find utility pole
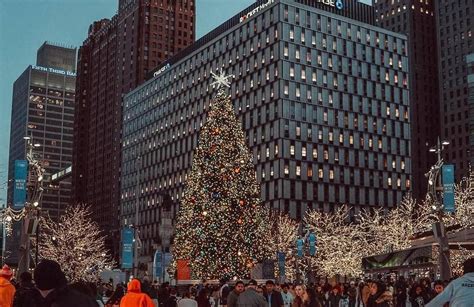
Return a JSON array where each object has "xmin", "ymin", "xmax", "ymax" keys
[{"xmin": 426, "ymin": 137, "xmax": 452, "ymax": 281}]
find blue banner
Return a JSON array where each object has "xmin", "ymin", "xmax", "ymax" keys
[
  {"xmin": 297, "ymin": 239, "xmax": 304, "ymax": 257},
  {"xmin": 13, "ymin": 160, "xmax": 28, "ymax": 208},
  {"xmin": 154, "ymin": 251, "xmax": 163, "ymax": 278},
  {"xmin": 442, "ymin": 165, "xmax": 455, "ymax": 213},
  {"xmin": 308, "ymin": 232, "xmax": 317, "ymax": 256},
  {"xmin": 277, "ymin": 252, "xmax": 286, "ymax": 277},
  {"xmin": 121, "ymin": 227, "xmax": 134, "ymax": 269}
]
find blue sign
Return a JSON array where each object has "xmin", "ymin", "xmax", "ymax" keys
[
  {"xmin": 297, "ymin": 239, "xmax": 304, "ymax": 257},
  {"xmin": 442, "ymin": 165, "xmax": 455, "ymax": 213},
  {"xmin": 13, "ymin": 160, "xmax": 28, "ymax": 208},
  {"xmin": 154, "ymin": 251, "xmax": 163, "ymax": 278},
  {"xmin": 121, "ymin": 227, "xmax": 134, "ymax": 269},
  {"xmin": 277, "ymin": 252, "xmax": 286, "ymax": 277},
  {"xmin": 308, "ymin": 233, "xmax": 317, "ymax": 256}
]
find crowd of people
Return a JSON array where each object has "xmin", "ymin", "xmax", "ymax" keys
[{"xmin": 0, "ymin": 257, "xmax": 473, "ymax": 307}]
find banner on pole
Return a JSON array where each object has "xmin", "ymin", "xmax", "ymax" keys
[
  {"xmin": 277, "ymin": 252, "xmax": 286, "ymax": 277},
  {"xmin": 442, "ymin": 164, "xmax": 455, "ymax": 213},
  {"xmin": 297, "ymin": 239, "xmax": 304, "ymax": 257},
  {"xmin": 308, "ymin": 232, "xmax": 316, "ymax": 256},
  {"xmin": 154, "ymin": 251, "xmax": 163, "ymax": 279},
  {"xmin": 13, "ymin": 160, "xmax": 28, "ymax": 208},
  {"xmin": 121, "ymin": 227, "xmax": 134, "ymax": 269}
]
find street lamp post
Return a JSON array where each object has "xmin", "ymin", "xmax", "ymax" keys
[
  {"xmin": 133, "ymin": 155, "xmax": 142, "ymax": 278},
  {"xmin": 426, "ymin": 137, "xmax": 452, "ymax": 281},
  {"xmin": 295, "ymin": 223, "xmax": 317, "ymax": 284},
  {"xmin": 17, "ymin": 136, "xmax": 44, "ymax": 274}
]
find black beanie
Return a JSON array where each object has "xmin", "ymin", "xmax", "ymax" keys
[{"xmin": 34, "ymin": 259, "xmax": 67, "ymax": 290}]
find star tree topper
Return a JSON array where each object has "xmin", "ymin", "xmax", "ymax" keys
[{"xmin": 210, "ymin": 69, "xmax": 234, "ymax": 89}]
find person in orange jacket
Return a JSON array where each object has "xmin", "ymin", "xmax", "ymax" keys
[
  {"xmin": 0, "ymin": 264, "xmax": 16, "ymax": 307},
  {"xmin": 120, "ymin": 279, "xmax": 154, "ymax": 307}
]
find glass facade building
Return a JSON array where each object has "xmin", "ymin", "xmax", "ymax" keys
[
  {"xmin": 6, "ymin": 42, "xmax": 76, "ymax": 264},
  {"xmin": 121, "ymin": 0, "xmax": 411, "ymax": 259},
  {"xmin": 374, "ymin": 0, "xmax": 439, "ymax": 199},
  {"xmin": 434, "ymin": 0, "xmax": 474, "ymax": 180}
]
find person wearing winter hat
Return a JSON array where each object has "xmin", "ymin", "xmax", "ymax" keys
[
  {"xmin": 0, "ymin": 264, "xmax": 16, "ymax": 307},
  {"xmin": 12, "ymin": 271, "xmax": 42, "ymax": 307},
  {"xmin": 120, "ymin": 279, "xmax": 155, "ymax": 307},
  {"xmin": 33, "ymin": 259, "xmax": 99, "ymax": 307}
]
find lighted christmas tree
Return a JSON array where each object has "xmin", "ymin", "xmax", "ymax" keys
[{"xmin": 173, "ymin": 70, "xmax": 270, "ymax": 279}]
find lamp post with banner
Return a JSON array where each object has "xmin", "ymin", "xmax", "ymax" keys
[
  {"xmin": 425, "ymin": 137, "xmax": 453, "ymax": 281},
  {"xmin": 295, "ymin": 223, "xmax": 317, "ymax": 283}
]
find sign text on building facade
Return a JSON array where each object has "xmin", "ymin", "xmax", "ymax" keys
[{"xmin": 240, "ymin": 0, "xmax": 274, "ymax": 23}]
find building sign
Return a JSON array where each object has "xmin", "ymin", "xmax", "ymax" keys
[
  {"xmin": 32, "ymin": 65, "xmax": 76, "ymax": 77},
  {"xmin": 314, "ymin": 0, "xmax": 344, "ymax": 9},
  {"xmin": 13, "ymin": 160, "xmax": 28, "ymax": 208},
  {"xmin": 442, "ymin": 164, "xmax": 455, "ymax": 213},
  {"xmin": 240, "ymin": 0, "xmax": 274, "ymax": 23},
  {"xmin": 153, "ymin": 63, "xmax": 171, "ymax": 78},
  {"xmin": 121, "ymin": 227, "xmax": 134, "ymax": 269}
]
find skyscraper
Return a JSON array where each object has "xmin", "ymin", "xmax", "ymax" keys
[
  {"xmin": 374, "ymin": 0, "xmax": 439, "ymax": 199},
  {"xmin": 434, "ymin": 0, "xmax": 473, "ymax": 181},
  {"xmin": 6, "ymin": 42, "xmax": 76, "ymax": 263},
  {"xmin": 121, "ymin": 0, "xmax": 411, "ymax": 267},
  {"xmin": 72, "ymin": 0, "xmax": 195, "ymax": 256}
]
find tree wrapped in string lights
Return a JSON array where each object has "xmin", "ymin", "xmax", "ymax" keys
[
  {"xmin": 305, "ymin": 206, "xmax": 365, "ymax": 277},
  {"xmin": 268, "ymin": 212, "xmax": 299, "ymax": 280},
  {"xmin": 38, "ymin": 204, "xmax": 114, "ymax": 282},
  {"xmin": 172, "ymin": 71, "xmax": 271, "ymax": 279}
]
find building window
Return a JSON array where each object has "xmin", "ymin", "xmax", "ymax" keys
[
  {"xmin": 313, "ymin": 148, "xmax": 318, "ymax": 159},
  {"xmin": 318, "ymin": 169, "xmax": 324, "ymax": 179},
  {"xmin": 284, "ymin": 164, "xmax": 289, "ymax": 175},
  {"xmin": 302, "ymin": 146, "xmax": 307, "ymax": 157},
  {"xmin": 290, "ymin": 145, "xmax": 295, "ymax": 156},
  {"xmin": 296, "ymin": 166, "xmax": 301, "ymax": 176}
]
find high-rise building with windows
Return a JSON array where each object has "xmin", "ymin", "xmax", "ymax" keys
[
  {"xmin": 434, "ymin": 0, "xmax": 473, "ymax": 181},
  {"xmin": 468, "ymin": 52, "xmax": 474, "ymax": 167},
  {"xmin": 121, "ymin": 0, "xmax": 411, "ymax": 264},
  {"xmin": 6, "ymin": 42, "xmax": 76, "ymax": 264},
  {"xmin": 374, "ymin": 0, "xmax": 439, "ymax": 199},
  {"xmin": 72, "ymin": 0, "xmax": 195, "ymax": 257}
]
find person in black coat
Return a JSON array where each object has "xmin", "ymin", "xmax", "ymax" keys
[
  {"xmin": 12, "ymin": 272, "xmax": 42, "ymax": 307},
  {"xmin": 33, "ymin": 259, "xmax": 99, "ymax": 307},
  {"xmin": 264, "ymin": 280, "xmax": 284, "ymax": 307}
]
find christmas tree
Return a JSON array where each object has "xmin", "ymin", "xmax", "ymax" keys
[{"xmin": 173, "ymin": 71, "xmax": 270, "ymax": 279}]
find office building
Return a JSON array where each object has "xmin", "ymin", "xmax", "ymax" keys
[
  {"xmin": 6, "ymin": 42, "xmax": 76, "ymax": 263},
  {"xmin": 468, "ymin": 52, "xmax": 474, "ymax": 167},
  {"xmin": 434, "ymin": 0, "xmax": 473, "ymax": 180},
  {"xmin": 72, "ymin": 0, "xmax": 195, "ymax": 256},
  {"xmin": 374, "ymin": 0, "xmax": 439, "ymax": 199},
  {"xmin": 121, "ymin": 0, "xmax": 411, "ymax": 263}
]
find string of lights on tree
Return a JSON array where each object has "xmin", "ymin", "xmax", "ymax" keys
[
  {"xmin": 172, "ymin": 70, "xmax": 271, "ymax": 279},
  {"xmin": 37, "ymin": 204, "xmax": 114, "ymax": 282}
]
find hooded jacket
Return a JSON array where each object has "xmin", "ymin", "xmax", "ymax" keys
[
  {"xmin": 0, "ymin": 276, "xmax": 16, "ymax": 307},
  {"xmin": 426, "ymin": 272, "xmax": 474, "ymax": 307},
  {"xmin": 120, "ymin": 279, "xmax": 155, "ymax": 307}
]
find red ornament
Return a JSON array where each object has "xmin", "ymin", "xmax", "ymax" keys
[
  {"xmin": 234, "ymin": 167, "xmax": 240, "ymax": 173},
  {"xmin": 239, "ymin": 200, "xmax": 245, "ymax": 205}
]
